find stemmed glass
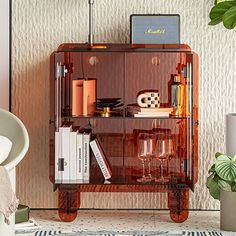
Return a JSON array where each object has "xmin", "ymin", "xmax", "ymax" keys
[
  {"xmin": 137, "ymin": 133, "xmax": 149, "ymax": 183},
  {"xmin": 146, "ymin": 133, "xmax": 156, "ymax": 182},
  {"xmin": 155, "ymin": 134, "xmax": 172, "ymax": 183},
  {"xmin": 166, "ymin": 136, "xmax": 174, "ymax": 177}
]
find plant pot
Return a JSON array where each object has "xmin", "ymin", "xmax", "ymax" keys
[
  {"xmin": 226, "ymin": 113, "xmax": 236, "ymax": 156},
  {"xmin": 220, "ymin": 190, "xmax": 236, "ymax": 231}
]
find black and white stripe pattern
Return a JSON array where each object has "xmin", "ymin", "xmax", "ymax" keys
[
  {"xmin": 183, "ymin": 232, "xmax": 223, "ymax": 236},
  {"xmin": 35, "ymin": 231, "xmax": 62, "ymax": 236}
]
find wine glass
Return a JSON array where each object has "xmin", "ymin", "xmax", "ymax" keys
[
  {"xmin": 146, "ymin": 133, "xmax": 156, "ymax": 182},
  {"xmin": 166, "ymin": 135, "xmax": 174, "ymax": 178},
  {"xmin": 137, "ymin": 133, "xmax": 149, "ymax": 183},
  {"xmin": 155, "ymin": 134, "xmax": 169, "ymax": 183}
]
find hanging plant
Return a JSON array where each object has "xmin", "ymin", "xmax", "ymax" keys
[{"xmin": 209, "ymin": 0, "xmax": 236, "ymax": 29}]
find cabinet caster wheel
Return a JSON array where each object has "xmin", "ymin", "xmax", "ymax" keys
[
  {"xmin": 59, "ymin": 209, "xmax": 77, "ymax": 222},
  {"xmin": 58, "ymin": 188, "xmax": 80, "ymax": 222},
  {"xmin": 168, "ymin": 188, "xmax": 189, "ymax": 223},
  {"xmin": 169, "ymin": 209, "xmax": 189, "ymax": 223}
]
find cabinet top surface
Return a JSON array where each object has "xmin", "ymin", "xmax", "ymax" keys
[{"xmin": 56, "ymin": 43, "xmax": 195, "ymax": 53}]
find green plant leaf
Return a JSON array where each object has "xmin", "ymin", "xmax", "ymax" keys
[
  {"xmin": 231, "ymin": 181, "xmax": 236, "ymax": 192},
  {"xmin": 218, "ymin": 179, "xmax": 232, "ymax": 191},
  {"xmin": 208, "ymin": 177, "xmax": 221, "ymax": 200},
  {"xmin": 233, "ymin": 155, "xmax": 236, "ymax": 162},
  {"xmin": 215, "ymin": 155, "xmax": 236, "ymax": 181},
  {"xmin": 215, "ymin": 152, "xmax": 223, "ymax": 158},
  {"xmin": 207, "ymin": 173, "xmax": 215, "ymax": 188},
  {"xmin": 208, "ymin": 164, "xmax": 216, "ymax": 174},
  {"xmin": 215, "ymin": 0, "xmax": 236, "ymax": 4},
  {"xmin": 209, "ymin": 1, "xmax": 236, "ymax": 21},
  {"xmin": 223, "ymin": 5, "xmax": 236, "ymax": 29},
  {"xmin": 213, "ymin": 173, "xmax": 220, "ymax": 182},
  {"xmin": 209, "ymin": 17, "xmax": 223, "ymax": 25}
]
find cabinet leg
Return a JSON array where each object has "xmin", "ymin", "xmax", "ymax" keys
[
  {"xmin": 168, "ymin": 188, "xmax": 189, "ymax": 223},
  {"xmin": 58, "ymin": 188, "xmax": 79, "ymax": 222}
]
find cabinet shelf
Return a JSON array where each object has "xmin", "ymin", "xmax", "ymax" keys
[
  {"xmin": 62, "ymin": 115, "xmax": 190, "ymax": 120},
  {"xmin": 54, "ymin": 181, "xmax": 189, "ymax": 190}
]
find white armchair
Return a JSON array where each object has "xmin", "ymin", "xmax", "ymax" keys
[{"xmin": 0, "ymin": 108, "xmax": 29, "ymax": 236}]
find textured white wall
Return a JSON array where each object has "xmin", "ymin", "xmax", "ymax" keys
[
  {"xmin": 13, "ymin": 0, "xmax": 236, "ymax": 209},
  {"xmin": 0, "ymin": 0, "xmax": 10, "ymax": 110}
]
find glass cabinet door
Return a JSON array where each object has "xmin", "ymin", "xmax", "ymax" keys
[{"xmin": 51, "ymin": 48, "xmax": 198, "ymax": 189}]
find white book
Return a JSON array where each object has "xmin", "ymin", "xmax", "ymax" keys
[
  {"xmin": 137, "ymin": 111, "xmax": 170, "ymax": 115},
  {"xmin": 55, "ymin": 131, "xmax": 59, "ymax": 182},
  {"xmin": 69, "ymin": 131, "xmax": 78, "ymax": 182},
  {"xmin": 134, "ymin": 113, "xmax": 170, "ymax": 118},
  {"xmin": 59, "ymin": 126, "xmax": 72, "ymax": 183},
  {"xmin": 90, "ymin": 139, "xmax": 112, "ymax": 180},
  {"xmin": 77, "ymin": 133, "xmax": 83, "ymax": 181},
  {"xmin": 83, "ymin": 133, "xmax": 91, "ymax": 181},
  {"xmin": 55, "ymin": 130, "xmax": 64, "ymax": 183}
]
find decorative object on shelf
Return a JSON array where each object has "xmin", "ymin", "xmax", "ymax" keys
[
  {"xmin": 72, "ymin": 78, "xmax": 97, "ymax": 117},
  {"xmin": 130, "ymin": 14, "xmax": 180, "ymax": 44},
  {"xmin": 170, "ymin": 74, "xmax": 184, "ymax": 117},
  {"xmin": 72, "ymin": 80, "xmax": 83, "ymax": 116},
  {"xmin": 96, "ymin": 98, "xmax": 122, "ymax": 117},
  {"xmin": 137, "ymin": 90, "xmax": 160, "ymax": 108},
  {"xmin": 206, "ymin": 152, "xmax": 236, "ymax": 231},
  {"xmin": 209, "ymin": 0, "xmax": 236, "ymax": 29}
]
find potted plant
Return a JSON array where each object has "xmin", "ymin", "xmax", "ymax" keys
[
  {"xmin": 207, "ymin": 152, "xmax": 236, "ymax": 231},
  {"xmin": 209, "ymin": 0, "xmax": 236, "ymax": 29}
]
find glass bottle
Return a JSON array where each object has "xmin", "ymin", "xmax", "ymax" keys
[{"xmin": 170, "ymin": 75, "xmax": 184, "ymax": 117}]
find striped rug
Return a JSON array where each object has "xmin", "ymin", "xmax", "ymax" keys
[{"xmin": 33, "ymin": 231, "xmax": 229, "ymax": 236}]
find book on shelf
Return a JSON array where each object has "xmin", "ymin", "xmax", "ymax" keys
[
  {"xmin": 77, "ymin": 133, "xmax": 83, "ymax": 181},
  {"xmin": 55, "ymin": 126, "xmax": 91, "ymax": 184},
  {"xmin": 134, "ymin": 112, "xmax": 170, "ymax": 117},
  {"xmin": 90, "ymin": 138, "xmax": 112, "ymax": 180},
  {"xmin": 83, "ymin": 133, "xmax": 91, "ymax": 181},
  {"xmin": 60, "ymin": 125, "xmax": 72, "ymax": 183},
  {"xmin": 127, "ymin": 105, "xmax": 173, "ymax": 117},
  {"xmin": 69, "ymin": 130, "xmax": 78, "ymax": 181}
]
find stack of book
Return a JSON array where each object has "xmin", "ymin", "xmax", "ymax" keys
[
  {"xmin": 55, "ymin": 126, "xmax": 112, "ymax": 184},
  {"xmin": 126, "ymin": 105, "xmax": 173, "ymax": 117}
]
